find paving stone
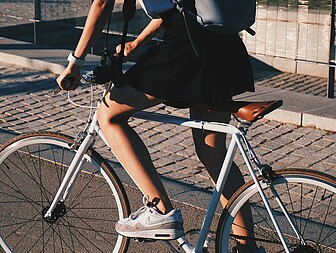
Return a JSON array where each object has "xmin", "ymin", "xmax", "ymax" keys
[
  {"xmin": 273, "ymin": 145, "xmax": 296, "ymax": 155},
  {"xmin": 163, "ymin": 144, "xmax": 186, "ymax": 154},
  {"xmin": 293, "ymin": 137, "xmax": 313, "ymax": 147},
  {"xmin": 0, "ymin": 121, "xmax": 16, "ymax": 129},
  {"xmin": 290, "ymin": 146, "xmax": 313, "ymax": 157},
  {"xmin": 292, "ymin": 155, "xmax": 324, "ymax": 166},
  {"xmin": 262, "ymin": 152, "xmax": 287, "ymax": 164},
  {"xmin": 312, "ymin": 138, "xmax": 334, "ymax": 148},
  {"xmin": 323, "ymin": 133, "xmax": 336, "ymax": 141},
  {"xmin": 277, "ymin": 154, "xmax": 303, "ymax": 166},
  {"xmin": 263, "ymin": 140, "xmax": 286, "ymax": 151},
  {"xmin": 324, "ymin": 156, "xmax": 336, "ymax": 165}
]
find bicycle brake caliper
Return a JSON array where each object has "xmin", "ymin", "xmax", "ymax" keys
[
  {"xmin": 261, "ymin": 164, "xmax": 276, "ymax": 184},
  {"xmin": 69, "ymin": 131, "xmax": 87, "ymax": 151}
]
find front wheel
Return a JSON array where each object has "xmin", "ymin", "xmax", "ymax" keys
[
  {"xmin": 0, "ymin": 132, "xmax": 130, "ymax": 253},
  {"xmin": 216, "ymin": 169, "xmax": 336, "ymax": 253}
]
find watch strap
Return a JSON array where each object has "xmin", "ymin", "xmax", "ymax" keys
[{"xmin": 67, "ymin": 53, "xmax": 85, "ymax": 66}]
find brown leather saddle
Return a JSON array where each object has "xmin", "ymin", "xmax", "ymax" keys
[{"xmin": 208, "ymin": 100, "xmax": 283, "ymax": 122}]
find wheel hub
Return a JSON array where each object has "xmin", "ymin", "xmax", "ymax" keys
[
  {"xmin": 42, "ymin": 201, "xmax": 67, "ymax": 224},
  {"xmin": 292, "ymin": 240, "xmax": 321, "ymax": 253}
]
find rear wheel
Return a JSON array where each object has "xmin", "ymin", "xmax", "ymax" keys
[
  {"xmin": 216, "ymin": 169, "xmax": 336, "ymax": 253},
  {"xmin": 0, "ymin": 132, "xmax": 130, "ymax": 253}
]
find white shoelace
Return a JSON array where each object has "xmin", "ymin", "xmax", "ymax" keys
[{"xmin": 129, "ymin": 195, "xmax": 152, "ymax": 220}]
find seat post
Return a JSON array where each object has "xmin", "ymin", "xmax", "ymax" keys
[{"xmin": 233, "ymin": 115, "xmax": 252, "ymax": 134}]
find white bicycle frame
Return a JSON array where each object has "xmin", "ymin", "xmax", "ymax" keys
[{"xmin": 43, "ymin": 86, "xmax": 297, "ymax": 253}]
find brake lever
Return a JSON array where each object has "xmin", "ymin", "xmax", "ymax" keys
[
  {"xmin": 81, "ymin": 70, "xmax": 95, "ymax": 84},
  {"xmin": 53, "ymin": 87, "xmax": 62, "ymax": 95}
]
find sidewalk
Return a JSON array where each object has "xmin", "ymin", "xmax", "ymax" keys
[
  {"xmin": 1, "ymin": 36, "xmax": 335, "ymax": 131},
  {"xmin": 0, "ymin": 36, "xmax": 335, "ymax": 209}
]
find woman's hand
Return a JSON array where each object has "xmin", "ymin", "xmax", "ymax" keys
[
  {"xmin": 56, "ymin": 63, "xmax": 81, "ymax": 91},
  {"xmin": 115, "ymin": 18, "xmax": 163, "ymax": 59},
  {"xmin": 116, "ymin": 40, "xmax": 138, "ymax": 58}
]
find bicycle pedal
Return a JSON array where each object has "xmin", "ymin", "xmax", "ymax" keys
[{"xmin": 134, "ymin": 238, "xmax": 157, "ymax": 243}]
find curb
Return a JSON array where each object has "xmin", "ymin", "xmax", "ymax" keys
[
  {"xmin": 1, "ymin": 50, "xmax": 335, "ymax": 132},
  {"xmin": 0, "ymin": 51, "xmax": 65, "ymax": 75},
  {"xmin": 265, "ymin": 109, "xmax": 336, "ymax": 133},
  {"xmin": 236, "ymin": 87, "xmax": 336, "ymax": 132}
]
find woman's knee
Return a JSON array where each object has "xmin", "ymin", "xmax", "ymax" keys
[
  {"xmin": 96, "ymin": 104, "xmax": 110, "ymax": 129},
  {"xmin": 97, "ymin": 102, "xmax": 130, "ymax": 129},
  {"xmin": 97, "ymin": 85, "xmax": 163, "ymax": 129}
]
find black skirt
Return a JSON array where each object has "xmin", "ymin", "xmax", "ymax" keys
[{"xmin": 124, "ymin": 8, "xmax": 254, "ymax": 107}]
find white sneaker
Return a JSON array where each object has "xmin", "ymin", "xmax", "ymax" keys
[{"xmin": 115, "ymin": 196, "xmax": 184, "ymax": 240}]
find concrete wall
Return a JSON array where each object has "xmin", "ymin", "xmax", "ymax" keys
[{"xmin": 242, "ymin": 5, "xmax": 332, "ymax": 78}]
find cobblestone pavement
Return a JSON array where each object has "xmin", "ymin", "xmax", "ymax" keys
[
  {"xmin": 254, "ymin": 71, "xmax": 330, "ymax": 97},
  {"xmin": 0, "ymin": 63, "xmax": 335, "ymax": 191}
]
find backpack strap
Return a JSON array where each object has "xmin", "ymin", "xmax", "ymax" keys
[
  {"xmin": 171, "ymin": 0, "xmax": 201, "ymax": 58},
  {"xmin": 171, "ymin": 0, "xmax": 184, "ymax": 12},
  {"xmin": 120, "ymin": 0, "xmax": 136, "ymax": 63},
  {"xmin": 98, "ymin": 0, "xmax": 136, "ymax": 87}
]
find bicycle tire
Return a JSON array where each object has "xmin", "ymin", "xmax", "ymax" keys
[
  {"xmin": 216, "ymin": 169, "xmax": 336, "ymax": 253},
  {"xmin": 0, "ymin": 132, "xmax": 131, "ymax": 253}
]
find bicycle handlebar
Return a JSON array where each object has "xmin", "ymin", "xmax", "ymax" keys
[{"xmin": 53, "ymin": 71, "xmax": 97, "ymax": 95}]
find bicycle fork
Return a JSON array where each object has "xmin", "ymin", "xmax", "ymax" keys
[{"xmin": 44, "ymin": 113, "xmax": 98, "ymax": 220}]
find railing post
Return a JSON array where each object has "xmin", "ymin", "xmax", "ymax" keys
[
  {"xmin": 33, "ymin": 0, "xmax": 41, "ymax": 44},
  {"xmin": 328, "ymin": 0, "xmax": 335, "ymax": 98}
]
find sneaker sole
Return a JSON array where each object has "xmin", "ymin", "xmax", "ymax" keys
[{"xmin": 116, "ymin": 228, "xmax": 184, "ymax": 240}]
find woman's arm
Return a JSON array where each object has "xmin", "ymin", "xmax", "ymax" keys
[
  {"xmin": 74, "ymin": 0, "xmax": 115, "ymax": 59},
  {"xmin": 116, "ymin": 18, "xmax": 163, "ymax": 56},
  {"xmin": 57, "ymin": 0, "xmax": 115, "ymax": 90}
]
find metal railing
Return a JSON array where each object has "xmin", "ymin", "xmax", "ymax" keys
[{"xmin": 328, "ymin": 0, "xmax": 335, "ymax": 97}]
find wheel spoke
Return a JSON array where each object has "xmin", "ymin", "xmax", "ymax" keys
[
  {"xmin": 6, "ymin": 212, "xmax": 41, "ymax": 250},
  {"xmin": 217, "ymin": 170, "xmax": 336, "ymax": 252},
  {"xmin": 60, "ymin": 216, "xmax": 99, "ymax": 253},
  {"xmin": 2, "ymin": 150, "xmax": 53, "ymax": 205},
  {"xmin": 318, "ymin": 193, "xmax": 335, "ymax": 246},
  {"xmin": 0, "ymin": 133, "xmax": 129, "ymax": 253},
  {"xmin": 67, "ymin": 207, "xmax": 114, "ymax": 245},
  {"xmin": 1, "ymin": 165, "xmax": 43, "ymax": 214}
]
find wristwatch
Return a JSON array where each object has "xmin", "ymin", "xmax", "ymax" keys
[{"xmin": 67, "ymin": 53, "xmax": 85, "ymax": 66}]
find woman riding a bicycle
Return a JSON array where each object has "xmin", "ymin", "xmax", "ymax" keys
[{"xmin": 56, "ymin": 0, "xmax": 261, "ymax": 252}]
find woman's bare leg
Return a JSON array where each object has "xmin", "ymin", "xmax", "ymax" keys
[
  {"xmin": 190, "ymin": 104, "xmax": 258, "ymax": 253},
  {"xmin": 97, "ymin": 84, "xmax": 173, "ymax": 213}
]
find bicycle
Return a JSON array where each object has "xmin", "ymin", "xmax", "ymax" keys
[{"xmin": 0, "ymin": 71, "xmax": 335, "ymax": 253}]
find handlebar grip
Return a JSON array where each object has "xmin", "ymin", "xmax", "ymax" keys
[{"xmin": 53, "ymin": 78, "xmax": 71, "ymax": 94}]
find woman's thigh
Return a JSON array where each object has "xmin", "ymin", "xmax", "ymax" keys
[
  {"xmin": 190, "ymin": 104, "xmax": 231, "ymax": 148},
  {"xmin": 189, "ymin": 104, "xmax": 232, "ymax": 179},
  {"xmin": 97, "ymin": 84, "xmax": 165, "ymax": 123}
]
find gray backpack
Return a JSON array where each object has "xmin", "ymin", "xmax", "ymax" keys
[{"xmin": 172, "ymin": 0, "xmax": 256, "ymax": 35}]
